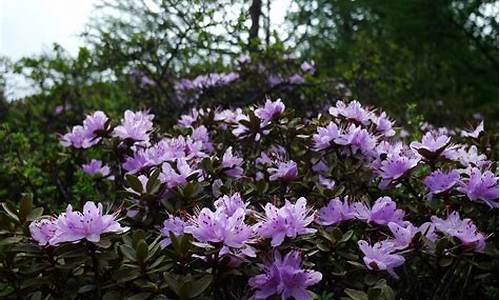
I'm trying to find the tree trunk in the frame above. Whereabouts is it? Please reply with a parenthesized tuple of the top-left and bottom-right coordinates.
(248, 0, 262, 50)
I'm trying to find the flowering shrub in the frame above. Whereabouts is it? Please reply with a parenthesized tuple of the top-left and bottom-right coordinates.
(0, 99, 498, 299)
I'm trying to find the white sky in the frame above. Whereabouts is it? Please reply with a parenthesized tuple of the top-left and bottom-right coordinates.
(0, 0, 98, 60)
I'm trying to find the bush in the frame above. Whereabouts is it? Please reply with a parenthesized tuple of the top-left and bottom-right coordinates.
(0, 99, 497, 299)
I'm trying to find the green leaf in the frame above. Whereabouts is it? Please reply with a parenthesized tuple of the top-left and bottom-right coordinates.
(344, 288, 369, 300)
(126, 292, 152, 300)
(126, 175, 144, 194)
(1, 202, 19, 222)
(136, 240, 149, 264)
(19, 194, 33, 223)
(187, 275, 212, 298)
(121, 244, 137, 261)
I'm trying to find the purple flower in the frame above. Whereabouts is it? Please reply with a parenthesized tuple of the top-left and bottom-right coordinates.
(82, 111, 109, 137)
(268, 160, 298, 181)
(29, 218, 57, 246)
(191, 126, 213, 153)
(112, 110, 154, 142)
(316, 197, 355, 226)
(376, 155, 420, 189)
(60, 126, 95, 148)
(178, 108, 199, 128)
(339, 124, 377, 157)
(318, 175, 336, 189)
(431, 211, 486, 252)
(410, 132, 456, 159)
(214, 193, 248, 216)
(387, 221, 437, 249)
(82, 159, 112, 178)
(358, 240, 405, 278)
(372, 112, 395, 137)
(450, 145, 488, 167)
(458, 168, 499, 208)
(249, 250, 322, 300)
(301, 61, 315, 74)
(50, 202, 128, 244)
(288, 74, 305, 85)
(353, 196, 405, 226)
(160, 158, 199, 188)
(267, 74, 284, 88)
(159, 216, 187, 248)
(238, 54, 251, 64)
(312, 122, 345, 151)
(424, 169, 460, 196)
(329, 100, 373, 125)
(254, 99, 285, 125)
(123, 149, 150, 174)
(222, 147, 244, 178)
(185, 207, 254, 256)
(255, 197, 316, 246)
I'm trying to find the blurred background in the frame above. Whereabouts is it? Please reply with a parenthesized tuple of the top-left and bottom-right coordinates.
(0, 0, 498, 127)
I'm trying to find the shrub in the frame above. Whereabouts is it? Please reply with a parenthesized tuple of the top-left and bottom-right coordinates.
(0, 99, 498, 299)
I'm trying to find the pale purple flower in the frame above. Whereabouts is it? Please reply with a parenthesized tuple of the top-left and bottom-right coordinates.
(460, 121, 484, 139)
(288, 74, 305, 85)
(311, 159, 329, 173)
(268, 160, 298, 181)
(312, 122, 345, 151)
(300, 61, 315, 74)
(431, 211, 486, 252)
(329, 100, 373, 125)
(387, 221, 437, 249)
(82, 111, 109, 137)
(339, 124, 377, 157)
(255, 197, 316, 246)
(254, 99, 285, 125)
(376, 155, 420, 189)
(316, 197, 355, 226)
(178, 108, 199, 128)
(82, 159, 112, 178)
(214, 193, 248, 216)
(185, 207, 254, 256)
(410, 132, 456, 159)
(358, 240, 405, 278)
(123, 149, 150, 174)
(50, 202, 128, 244)
(249, 250, 322, 300)
(353, 197, 405, 226)
(458, 168, 499, 208)
(160, 158, 199, 188)
(60, 125, 96, 148)
(373, 112, 395, 137)
(222, 147, 244, 178)
(424, 169, 460, 196)
(191, 126, 213, 153)
(54, 105, 65, 115)
(449, 145, 489, 167)
(160, 216, 187, 248)
(318, 175, 336, 189)
(29, 218, 57, 246)
(112, 110, 154, 142)
(238, 54, 251, 64)
(267, 74, 284, 87)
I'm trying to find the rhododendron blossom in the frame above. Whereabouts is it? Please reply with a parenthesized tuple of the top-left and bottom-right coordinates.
(353, 197, 405, 226)
(358, 240, 405, 278)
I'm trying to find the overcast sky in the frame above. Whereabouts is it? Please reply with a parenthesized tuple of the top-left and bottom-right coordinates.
(0, 0, 97, 60)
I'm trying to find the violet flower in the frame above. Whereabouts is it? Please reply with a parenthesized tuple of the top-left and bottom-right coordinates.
(112, 110, 154, 142)
(312, 122, 345, 151)
(301, 61, 315, 74)
(222, 147, 244, 178)
(338, 124, 377, 157)
(424, 169, 460, 197)
(329, 100, 373, 125)
(387, 221, 437, 249)
(288, 74, 305, 85)
(254, 99, 285, 125)
(82, 159, 112, 178)
(410, 132, 456, 159)
(268, 160, 298, 181)
(318, 175, 336, 190)
(358, 240, 405, 278)
(159, 216, 187, 248)
(353, 196, 405, 226)
(29, 218, 57, 246)
(160, 158, 199, 189)
(431, 211, 486, 252)
(460, 121, 484, 139)
(249, 250, 322, 300)
(185, 207, 255, 257)
(376, 155, 420, 189)
(214, 193, 248, 216)
(255, 197, 316, 246)
(50, 202, 128, 244)
(458, 168, 499, 208)
(316, 197, 355, 226)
